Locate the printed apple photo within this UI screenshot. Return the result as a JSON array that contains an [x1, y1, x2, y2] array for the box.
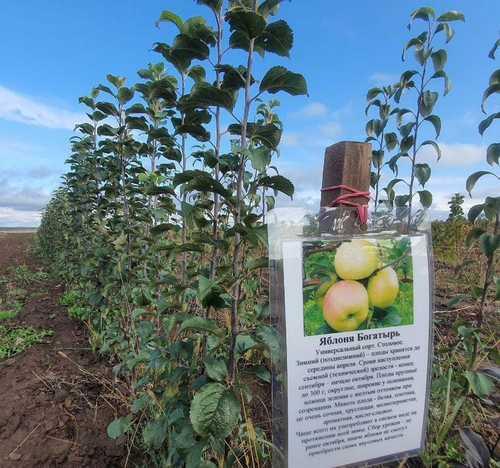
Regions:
[[302, 237, 414, 336]]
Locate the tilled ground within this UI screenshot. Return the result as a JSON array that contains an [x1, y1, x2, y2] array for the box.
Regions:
[[0, 233, 130, 467]]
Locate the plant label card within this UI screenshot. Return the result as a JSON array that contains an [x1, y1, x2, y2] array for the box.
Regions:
[[280, 234, 432, 468]]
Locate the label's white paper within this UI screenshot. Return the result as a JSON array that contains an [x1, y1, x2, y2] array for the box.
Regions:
[[282, 235, 431, 467]]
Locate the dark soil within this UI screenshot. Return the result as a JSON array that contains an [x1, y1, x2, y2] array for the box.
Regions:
[[0, 233, 130, 467]]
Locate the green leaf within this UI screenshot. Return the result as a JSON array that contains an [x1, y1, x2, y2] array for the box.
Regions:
[[174, 170, 230, 198], [479, 233, 500, 257], [484, 196, 500, 221], [235, 334, 257, 357], [466, 171, 498, 195], [245, 256, 268, 270], [187, 83, 236, 111], [258, 20, 294, 57], [384, 132, 398, 151], [180, 317, 221, 335], [205, 358, 228, 382], [431, 70, 451, 95], [258, 175, 294, 197], [131, 395, 149, 414], [198, 276, 225, 308], [419, 91, 438, 117], [437, 11, 465, 22], [217, 64, 249, 91], [156, 10, 184, 30], [414, 163, 431, 186], [247, 146, 271, 171], [431, 49, 447, 72], [487, 143, 500, 166], [447, 294, 468, 307], [107, 74, 126, 88], [190, 383, 240, 438], [181, 16, 216, 45], [391, 107, 414, 125], [254, 365, 271, 383], [107, 416, 132, 439], [400, 135, 414, 153], [143, 418, 170, 449], [420, 140, 441, 161], [126, 103, 147, 114], [373, 306, 402, 327], [258, 0, 286, 17], [481, 84, 500, 113], [155, 37, 209, 73], [395, 194, 410, 207], [372, 150, 384, 168], [196, 0, 223, 12], [366, 119, 383, 138], [126, 116, 149, 131], [74, 123, 94, 135], [480, 112, 500, 136], [256, 325, 281, 360], [424, 115, 441, 137], [417, 190, 432, 208], [410, 7, 435, 22], [188, 65, 206, 83], [489, 39, 500, 59], [174, 34, 210, 61], [468, 204, 484, 223], [365, 98, 381, 116], [465, 227, 485, 247], [402, 34, 427, 60], [96, 84, 115, 96], [386, 178, 406, 193], [228, 123, 282, 149], [97, 123, 117, 136], [496, 277, 500, 301], [465, 371, 495, 398], [118, 87, 134, 104], [259, 66, 308, 96], [435, 23, 455, 43], [226, 9, 266, 39], [399, 121, 415, 139], [175, 123, 210, 142], [367, 87, 383, 100], [489, 69, 500, 86], [96, 102, 119, 116]]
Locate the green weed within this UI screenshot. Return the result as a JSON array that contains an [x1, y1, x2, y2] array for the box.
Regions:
[[0, 325, 54, 359]]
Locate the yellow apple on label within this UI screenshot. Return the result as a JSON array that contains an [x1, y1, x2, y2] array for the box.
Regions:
[[367, 267, 399, 309], [334, 240, 379, 280], [322, 280, 369, 332]]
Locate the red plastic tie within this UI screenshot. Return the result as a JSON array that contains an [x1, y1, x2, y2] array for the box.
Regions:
[[321, 184, 370, 226]]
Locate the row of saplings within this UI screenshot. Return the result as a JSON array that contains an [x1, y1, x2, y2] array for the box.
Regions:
[[322, 241, 400, 331]]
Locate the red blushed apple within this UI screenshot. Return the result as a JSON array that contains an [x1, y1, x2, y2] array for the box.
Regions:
[[322, 280, 369, 332]]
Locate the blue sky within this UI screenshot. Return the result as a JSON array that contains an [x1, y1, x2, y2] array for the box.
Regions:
[[1, 0, 498, 226]]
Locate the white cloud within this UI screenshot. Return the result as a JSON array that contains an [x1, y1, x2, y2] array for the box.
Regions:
[[369, 72, 399, 85], [420, 143, 485, 167], [0, 176, 51, 226], [319, 121, 343, 140], [0, 207, 41, 227], [292, 102, 329, 118], [281, 132, 300, 147], [0, 85, 83, 130]]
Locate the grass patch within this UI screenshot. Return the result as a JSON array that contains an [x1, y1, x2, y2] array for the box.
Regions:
[[0, 325, 54, 359], [10, 264, 48, 288], [0, 310, 18, 321]]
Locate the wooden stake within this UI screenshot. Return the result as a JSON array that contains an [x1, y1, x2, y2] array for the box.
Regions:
[[320, 141, 372, 233]]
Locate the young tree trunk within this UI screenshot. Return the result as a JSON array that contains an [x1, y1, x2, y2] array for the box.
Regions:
[[229, 0, 257, 382]]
